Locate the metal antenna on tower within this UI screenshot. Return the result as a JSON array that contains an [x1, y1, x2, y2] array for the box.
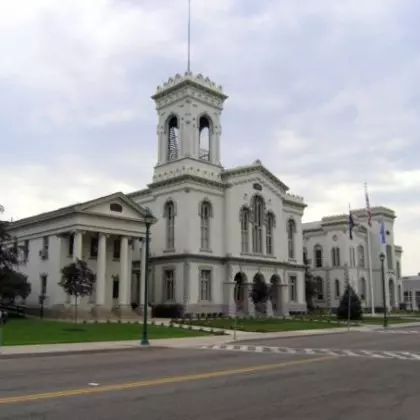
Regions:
[[187, 0, 191, 73]]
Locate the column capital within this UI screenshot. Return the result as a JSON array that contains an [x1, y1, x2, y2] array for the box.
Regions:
[[98, 232, 111, 238]]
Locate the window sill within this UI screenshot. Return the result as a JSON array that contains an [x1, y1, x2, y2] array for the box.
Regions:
[[112, 258, 120, 262], [89, 256, 98, 260], [240, 252, 276, 259], [199, 249, 212, 253], [163, 249, 176, 253]]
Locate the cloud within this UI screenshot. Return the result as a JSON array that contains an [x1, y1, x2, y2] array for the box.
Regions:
[[1, 0, 419, 275]]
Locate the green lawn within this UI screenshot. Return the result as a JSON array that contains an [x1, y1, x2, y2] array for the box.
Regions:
[[188, 318, 347, 333], [0, 319, 210, 346]]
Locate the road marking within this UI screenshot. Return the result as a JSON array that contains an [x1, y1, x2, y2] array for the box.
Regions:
[[0, 356, 335, 405], [362, 329, 420, 334], [88, 383, 99, 387], [200, 345, 420, 361]]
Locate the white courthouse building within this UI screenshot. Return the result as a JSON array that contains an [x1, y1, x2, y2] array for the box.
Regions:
[[5, 71, 309, 319], [303, 207, 403, 312]]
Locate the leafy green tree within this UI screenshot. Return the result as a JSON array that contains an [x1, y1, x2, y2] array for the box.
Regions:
[[59, 258, 96, 323], [250, 275, 269, 316], [304, 252, 317, 312], [337, 284, 363, 321], [0, 219, 31, 303]]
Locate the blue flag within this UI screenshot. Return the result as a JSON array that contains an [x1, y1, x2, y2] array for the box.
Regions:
[[379, 220, 386, 245], [348, 211, 355, 240]]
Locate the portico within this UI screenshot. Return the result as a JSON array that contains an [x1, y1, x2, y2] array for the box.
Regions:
[[7, 192, 155, 320]]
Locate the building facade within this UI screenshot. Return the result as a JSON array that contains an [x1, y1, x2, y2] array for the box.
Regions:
[[5, 193, 152, 319], [128, 72, 307, 316], [402, 275, 420, 310], [303, 207, 403, 312], [4, 71, 308, 319]]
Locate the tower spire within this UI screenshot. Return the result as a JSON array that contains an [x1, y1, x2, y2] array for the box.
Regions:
[[187, 0, 191, 73]]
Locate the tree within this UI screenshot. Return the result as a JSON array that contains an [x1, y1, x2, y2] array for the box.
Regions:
[[250, 275, 269, 316], [337, 284, 363, 321], [59, 258, 96, 323], [0, 219, 31, 303], [303, 252, 317, 312]]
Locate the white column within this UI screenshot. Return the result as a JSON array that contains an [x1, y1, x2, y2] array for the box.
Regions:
[[280, 284, 289, 316], [139, 238, 147, 308], [96, 233, 107, 307], [73, 231, 83, 261], [119, 236, 130, 307]]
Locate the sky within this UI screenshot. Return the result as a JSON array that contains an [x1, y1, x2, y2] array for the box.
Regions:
[[0, 0, 419, 275]]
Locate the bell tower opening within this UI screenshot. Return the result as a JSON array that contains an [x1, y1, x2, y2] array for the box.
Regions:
[[167, 116, 180, 161], [198, 115, 211, 161]]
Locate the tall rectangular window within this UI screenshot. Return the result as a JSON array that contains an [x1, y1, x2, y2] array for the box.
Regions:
[[199, 270, 212, 301], [163, 269, 175, 301], [289, 275, 297, 302]]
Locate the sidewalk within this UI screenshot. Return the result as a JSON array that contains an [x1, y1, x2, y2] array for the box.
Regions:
[[0, 326, 368, 359]]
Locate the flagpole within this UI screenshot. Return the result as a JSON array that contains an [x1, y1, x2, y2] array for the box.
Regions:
[[364, 183, 375, 315], [366, 223, 375, 314]]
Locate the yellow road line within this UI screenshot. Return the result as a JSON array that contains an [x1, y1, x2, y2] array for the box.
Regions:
[[0, 355, 335, 405]]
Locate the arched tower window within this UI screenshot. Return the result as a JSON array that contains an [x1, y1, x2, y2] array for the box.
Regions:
[[199, 200, 212, 250], [167, 116, 179, 161], [331, 247, 341, 267], [360, 277, 367, 300], [198, 116, 211, 161], [240, 206, 250, 253], [251, 195, 264, 253], [314, 244, 323, 268], [266, 212, 276, 255], [163, 200, 176, 249], [287, 219, 296, 259]]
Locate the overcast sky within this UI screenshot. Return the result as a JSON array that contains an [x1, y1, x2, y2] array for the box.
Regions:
[[1, 0, 419, 275]]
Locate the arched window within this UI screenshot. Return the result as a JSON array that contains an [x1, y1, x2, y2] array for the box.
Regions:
[[167, 116, 179, 161], [200, 200, 212, 250], [358, 245, 365, 267], [335, 279, 340, 298], [252, 195, 264, 253], [287, 219, 296, 259], [314, 244, 323, 268], [359, 277, 366, 300], [198, 115, 211, 161], [240, 206, 250, 253], [316, 277, 324, 300], [164, 200, 176, 249], [331, 247, 341, 267], [266, 212, 275, 255]]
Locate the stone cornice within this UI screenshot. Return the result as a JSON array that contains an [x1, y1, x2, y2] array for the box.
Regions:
[[149, 252, 305, 270], [152, 72, 228, 102], [147, 173, 228, 191]]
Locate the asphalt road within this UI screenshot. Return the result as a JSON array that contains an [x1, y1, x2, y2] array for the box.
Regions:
[[1, 327, 420, 419]]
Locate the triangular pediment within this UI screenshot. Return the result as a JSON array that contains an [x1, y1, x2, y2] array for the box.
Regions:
[[76, 192, 152, 221], [222, 161, 289, 197]]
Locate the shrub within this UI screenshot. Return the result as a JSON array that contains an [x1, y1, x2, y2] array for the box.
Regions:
[[337, 285, 363, 321], [151, 304, 184, 319]]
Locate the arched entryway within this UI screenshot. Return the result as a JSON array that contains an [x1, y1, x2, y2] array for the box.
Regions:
[[269, 274, 281, 315], [251, 272, 268, 315], [233, 272, 248, 314]]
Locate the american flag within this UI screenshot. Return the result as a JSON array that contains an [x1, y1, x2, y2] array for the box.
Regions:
[[364, 183, 372, 227]]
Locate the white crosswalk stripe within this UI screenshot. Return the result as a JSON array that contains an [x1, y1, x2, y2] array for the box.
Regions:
[[361, 329, 420, 334], [199, 344, 420, 361]]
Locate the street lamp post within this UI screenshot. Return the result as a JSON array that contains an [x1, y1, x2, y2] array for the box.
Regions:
[[141, 209, 154, 346], [379, 252, 388, 328]]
